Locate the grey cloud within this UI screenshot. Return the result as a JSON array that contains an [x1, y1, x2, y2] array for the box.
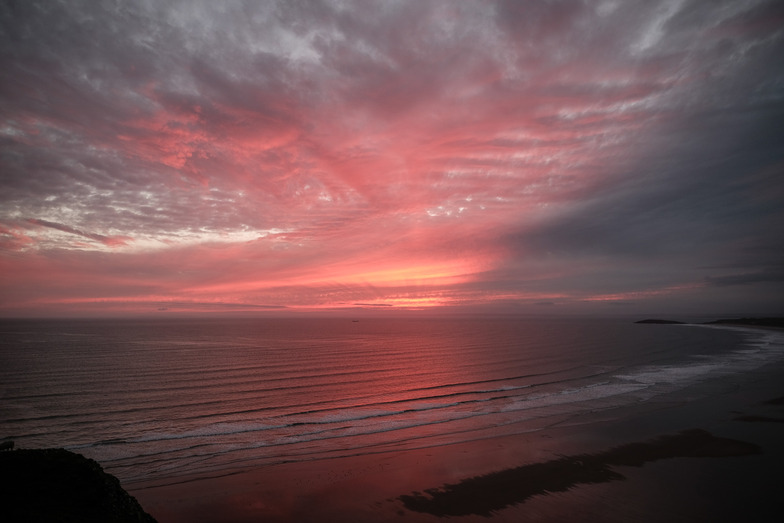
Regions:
[[511, 0, 784, 267], [27, 218, 129, 247], [705, 270, 784, 287]]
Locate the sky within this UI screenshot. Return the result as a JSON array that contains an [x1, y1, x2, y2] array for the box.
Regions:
[[1, 0, 783, 318]]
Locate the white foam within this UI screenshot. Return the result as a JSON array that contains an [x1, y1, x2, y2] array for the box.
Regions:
[[617, 326, 784, 388]]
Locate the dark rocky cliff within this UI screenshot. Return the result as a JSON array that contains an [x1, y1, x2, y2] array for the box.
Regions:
[[0, 448, 156, 522]]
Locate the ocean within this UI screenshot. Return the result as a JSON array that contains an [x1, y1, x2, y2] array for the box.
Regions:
[[2, 316, 783, 491]]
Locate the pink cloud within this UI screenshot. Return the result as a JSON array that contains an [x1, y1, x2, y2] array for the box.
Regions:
[[1, 1, 783, 316]]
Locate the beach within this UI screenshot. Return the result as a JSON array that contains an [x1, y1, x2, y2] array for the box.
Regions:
[[4, 318, 783, 522], [130, 355, 784, 522]]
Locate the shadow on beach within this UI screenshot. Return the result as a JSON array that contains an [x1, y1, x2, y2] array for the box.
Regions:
[[399, 429, 760, 518]]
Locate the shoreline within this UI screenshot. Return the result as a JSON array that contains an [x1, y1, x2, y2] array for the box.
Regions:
[[636, 317, 784, 330], [129, 358, 784, 522]]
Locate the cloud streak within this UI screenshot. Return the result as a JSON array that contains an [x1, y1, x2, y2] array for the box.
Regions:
[[1, 0, 783, 316]]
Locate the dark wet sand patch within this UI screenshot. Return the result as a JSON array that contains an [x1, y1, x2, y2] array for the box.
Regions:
[[399, 429, 760, 518], [734, 395, 784, 423]]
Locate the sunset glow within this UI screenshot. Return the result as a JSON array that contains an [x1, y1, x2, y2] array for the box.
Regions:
[[1, 0, 783, 316]]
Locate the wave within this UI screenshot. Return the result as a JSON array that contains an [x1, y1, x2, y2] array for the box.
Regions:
[[81, 378, 645, 463], [1, 364, 606, 426], [6, 319, 784, 486]]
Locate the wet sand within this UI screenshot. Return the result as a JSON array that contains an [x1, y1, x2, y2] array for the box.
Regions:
[[130, 367, 784, 523], [399, 429, 761, 518]]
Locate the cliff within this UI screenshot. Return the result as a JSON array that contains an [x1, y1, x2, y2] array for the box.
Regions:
[[0, 448, 156, 522]]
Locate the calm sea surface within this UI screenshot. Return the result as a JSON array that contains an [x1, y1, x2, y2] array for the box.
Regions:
[[1, 317, 783, 487]]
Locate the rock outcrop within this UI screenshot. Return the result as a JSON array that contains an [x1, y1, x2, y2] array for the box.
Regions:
[[0, 448, 157, 522]]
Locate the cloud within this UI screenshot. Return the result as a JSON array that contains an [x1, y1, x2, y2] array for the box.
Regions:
[[27, 219, 131, 248], [705, 270, 784, 287], [1, 0, 783, 315]]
